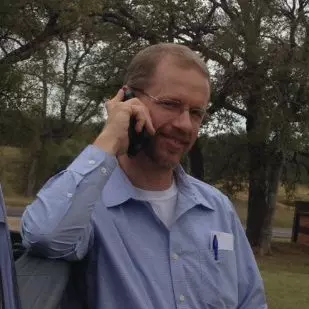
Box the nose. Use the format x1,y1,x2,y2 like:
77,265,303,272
172,110,194,134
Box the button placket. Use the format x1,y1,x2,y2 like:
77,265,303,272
100,167,108,175
170,230,188,308
171,253,179,261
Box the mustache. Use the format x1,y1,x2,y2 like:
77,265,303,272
154,129,191,144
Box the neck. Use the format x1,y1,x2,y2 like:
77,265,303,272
118,153,174,190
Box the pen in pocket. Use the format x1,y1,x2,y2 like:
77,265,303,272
212,234,218,261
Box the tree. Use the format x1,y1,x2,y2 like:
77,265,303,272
200,131,249,197
0,0,104,152
0,0,102,66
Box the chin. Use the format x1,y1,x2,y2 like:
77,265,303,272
143,134,188,169
145,147,182,169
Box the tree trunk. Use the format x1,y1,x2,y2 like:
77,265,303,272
259,150,284,255
245,89,272,251
188,139,204,181
26,53,49,197
246,142,269,248
246,141,284,254
26,137,43,197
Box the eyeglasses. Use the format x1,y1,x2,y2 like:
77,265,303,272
131,87,209,124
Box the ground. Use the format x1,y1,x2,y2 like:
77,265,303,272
257,241,309,309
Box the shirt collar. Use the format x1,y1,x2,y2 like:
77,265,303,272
102,164,214,211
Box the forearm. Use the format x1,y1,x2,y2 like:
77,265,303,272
21,145,117,260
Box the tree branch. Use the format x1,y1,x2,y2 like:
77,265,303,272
0,44,8,56
101,10,159,44
7,36,24,47
0,13,61,67
222,101,248,118
68,43,93,92
177,35,231,68
72,99,94,125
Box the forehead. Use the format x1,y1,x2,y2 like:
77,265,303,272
148,57,210,107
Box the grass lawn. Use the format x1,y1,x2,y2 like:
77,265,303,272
257,242,309,309
4,195,34,208
0,146,28,197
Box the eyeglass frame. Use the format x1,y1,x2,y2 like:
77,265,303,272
130,87,210,125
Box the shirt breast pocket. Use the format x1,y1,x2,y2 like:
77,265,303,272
199,248,238,308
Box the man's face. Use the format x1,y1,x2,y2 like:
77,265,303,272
140,57,211,169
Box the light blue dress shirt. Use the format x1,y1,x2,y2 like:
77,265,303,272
21,145,267,309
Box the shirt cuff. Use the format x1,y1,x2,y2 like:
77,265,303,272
67,145,118,176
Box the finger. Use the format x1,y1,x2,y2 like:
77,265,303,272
135,118,146,133
132,105,155,135
145,117,156,135
106,89,125,114
109,88,125,104
130,99,156,134
131,105,145,133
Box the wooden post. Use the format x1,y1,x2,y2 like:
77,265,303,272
291,211,299,243
292,201,309,245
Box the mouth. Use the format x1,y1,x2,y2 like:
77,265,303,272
159,134,189,151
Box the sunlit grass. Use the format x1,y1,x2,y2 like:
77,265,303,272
257,242,309,309
0,146,27,196
4,196,33,208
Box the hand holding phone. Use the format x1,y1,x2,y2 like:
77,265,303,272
123,89,151,157
93,88,155,157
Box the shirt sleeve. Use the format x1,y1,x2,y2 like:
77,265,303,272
229,203,268,309
21,145,118,261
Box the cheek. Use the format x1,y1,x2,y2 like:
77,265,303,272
150,109,200,147
150,112,165,131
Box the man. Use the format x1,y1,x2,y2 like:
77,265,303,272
21,43,267,309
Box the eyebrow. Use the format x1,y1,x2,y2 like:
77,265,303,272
159,96,183,104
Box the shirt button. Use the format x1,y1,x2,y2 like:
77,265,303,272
179,295,185,302
67,193,73,198
171,253,179,261
101,167,108,175
88,160,96,165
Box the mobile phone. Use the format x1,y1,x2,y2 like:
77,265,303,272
123,89,151,157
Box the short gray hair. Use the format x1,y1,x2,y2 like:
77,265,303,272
124,43,210,90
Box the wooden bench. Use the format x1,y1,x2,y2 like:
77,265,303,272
291,201,309,245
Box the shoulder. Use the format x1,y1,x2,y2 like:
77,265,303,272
187,174,235,213
186,175,246,237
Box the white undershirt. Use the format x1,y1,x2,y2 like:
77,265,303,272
134,180,178,228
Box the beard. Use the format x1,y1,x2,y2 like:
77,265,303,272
143,136,177,169
143,128,193,169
